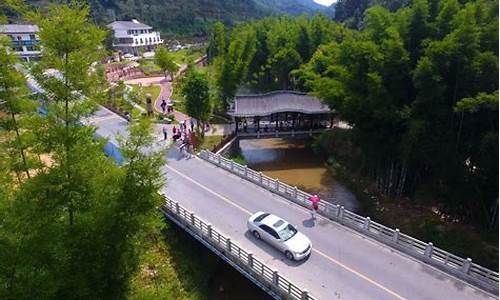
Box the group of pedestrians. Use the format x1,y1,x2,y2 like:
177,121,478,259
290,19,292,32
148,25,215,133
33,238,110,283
160,98,174,114
161,119,198,158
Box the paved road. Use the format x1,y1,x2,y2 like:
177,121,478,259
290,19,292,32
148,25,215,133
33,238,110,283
163,151,496,300
91,107,497,300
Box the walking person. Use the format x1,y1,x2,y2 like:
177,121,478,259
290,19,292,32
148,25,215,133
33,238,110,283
308,195,320,220
160,99,167,114
162,125,168,141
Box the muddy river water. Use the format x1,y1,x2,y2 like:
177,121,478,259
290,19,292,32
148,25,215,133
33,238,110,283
234,138,359,211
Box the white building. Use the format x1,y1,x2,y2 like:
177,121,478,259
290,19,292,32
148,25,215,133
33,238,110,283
0,24,41,62
107,19,163,55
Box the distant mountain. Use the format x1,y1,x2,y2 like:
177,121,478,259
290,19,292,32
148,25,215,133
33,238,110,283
83,0,331,36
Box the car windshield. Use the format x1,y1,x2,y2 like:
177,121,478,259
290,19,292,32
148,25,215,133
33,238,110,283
278,224,298,241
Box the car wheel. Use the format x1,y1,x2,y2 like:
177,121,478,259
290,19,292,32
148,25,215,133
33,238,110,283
253,231,261,240
285,251,294,261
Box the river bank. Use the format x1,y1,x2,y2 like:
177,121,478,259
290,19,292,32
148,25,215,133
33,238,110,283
129,216,272,300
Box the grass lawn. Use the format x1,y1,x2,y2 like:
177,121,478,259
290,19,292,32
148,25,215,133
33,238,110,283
170,81,187,113
196,135,224,151
170,48,205,65
129,84,161,104
139,59,163,77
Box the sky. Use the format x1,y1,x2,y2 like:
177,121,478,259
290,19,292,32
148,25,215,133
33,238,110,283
313,0,336,6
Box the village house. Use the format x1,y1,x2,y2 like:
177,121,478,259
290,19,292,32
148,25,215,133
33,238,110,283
107,19,163,55
0,24,41,62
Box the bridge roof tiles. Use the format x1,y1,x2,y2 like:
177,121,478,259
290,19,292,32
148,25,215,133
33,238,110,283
230,90,332,117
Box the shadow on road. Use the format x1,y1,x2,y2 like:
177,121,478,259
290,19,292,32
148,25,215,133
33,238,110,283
302,217,315,228
243,231,309,267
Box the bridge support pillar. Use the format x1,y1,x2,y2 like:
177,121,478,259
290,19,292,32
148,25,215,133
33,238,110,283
462,258,472,274
207,224,212,239
363,217,371,231
248,252,254,268
392,228,400,243
301,290,309,300
338,206,345,223
424,242,433,258
226,238,232,254
190,213,195,226
272,270,279,285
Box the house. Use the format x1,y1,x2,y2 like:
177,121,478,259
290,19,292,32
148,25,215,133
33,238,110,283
107,19,163,55
0,24,41,62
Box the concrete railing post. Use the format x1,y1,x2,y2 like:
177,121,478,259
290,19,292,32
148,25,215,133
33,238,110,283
292,130,295,137
244,165,248,177
293,186,298,198
309,129,313,136
392,228,400,244
248,252,254,269
259,172,263,184
190,212,195,226
230,160,234,171
175,201,180,214
275,178,279,190
257,131,260,138
275,130,279,137
424,242,433,257
462,258,472,274
217,155,221,165
364,217,371,231
226,238,232,253
338,206,345,223
272,270,279,285
301,290,309,300
207,224,212,239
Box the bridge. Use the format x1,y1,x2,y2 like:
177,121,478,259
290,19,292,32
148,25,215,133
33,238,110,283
89,106,498,300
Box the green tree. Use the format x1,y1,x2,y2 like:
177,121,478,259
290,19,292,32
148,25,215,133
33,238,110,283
216,25,256,104
207,21,226,62
154,46,179,80
299,0,498,228
182,69,211,134
0,3,164,299
0,32,38,182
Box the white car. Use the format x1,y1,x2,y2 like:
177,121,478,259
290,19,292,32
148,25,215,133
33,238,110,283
247,212,312,260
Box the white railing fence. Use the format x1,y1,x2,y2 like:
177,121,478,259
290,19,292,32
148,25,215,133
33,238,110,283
161,196,316,300
236,128,327,139
198,150,499,295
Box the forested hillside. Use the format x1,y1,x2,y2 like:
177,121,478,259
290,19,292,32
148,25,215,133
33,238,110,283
17,0,328,36
210,0,498,235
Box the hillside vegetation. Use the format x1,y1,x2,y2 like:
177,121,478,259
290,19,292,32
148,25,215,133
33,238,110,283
14,0,330,36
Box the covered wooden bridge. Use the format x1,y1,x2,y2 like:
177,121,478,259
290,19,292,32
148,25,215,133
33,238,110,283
228,90,335,138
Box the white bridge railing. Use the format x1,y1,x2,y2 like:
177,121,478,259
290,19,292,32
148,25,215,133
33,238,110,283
161,196,316,300
199,150,499,294
237,128,327,139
